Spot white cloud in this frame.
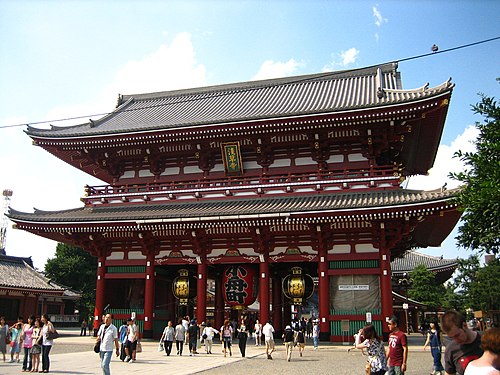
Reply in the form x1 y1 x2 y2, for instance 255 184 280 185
252 59 303 81
323 47 360 71
373 5 387 27
2 32 209 269
406 125 479 190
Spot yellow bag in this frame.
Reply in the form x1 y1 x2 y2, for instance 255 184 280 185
365 361 371 375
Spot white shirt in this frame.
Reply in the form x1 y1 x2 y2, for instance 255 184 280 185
202 326 219 340
127 323 137 342
464 362 500 375
41 323 54 346
262 323 275 339
98 324 118 352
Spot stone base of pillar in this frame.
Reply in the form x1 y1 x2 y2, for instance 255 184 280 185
319 331 329 341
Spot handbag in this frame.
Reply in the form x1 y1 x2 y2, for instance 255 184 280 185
47 329 60 340
157 342 164 352
94 342 100 353
136 341 142 353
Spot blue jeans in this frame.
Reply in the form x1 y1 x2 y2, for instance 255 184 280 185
22 347 32 370
431 346 444 371
41 345 51 372
312 336 319 348
100 351 113 375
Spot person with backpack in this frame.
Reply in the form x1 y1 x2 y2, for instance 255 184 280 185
282 325 295 362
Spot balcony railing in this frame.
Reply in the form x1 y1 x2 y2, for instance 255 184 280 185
83 166 400 205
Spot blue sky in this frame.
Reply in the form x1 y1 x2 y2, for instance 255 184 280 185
0 0 499 269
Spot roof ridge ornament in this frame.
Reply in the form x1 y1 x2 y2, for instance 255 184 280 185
376 67 385 99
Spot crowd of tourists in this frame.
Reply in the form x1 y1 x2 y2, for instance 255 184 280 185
349 311 499 375
0 314 58 373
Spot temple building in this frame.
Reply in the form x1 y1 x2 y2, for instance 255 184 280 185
8 63 461 341
0 254 80 325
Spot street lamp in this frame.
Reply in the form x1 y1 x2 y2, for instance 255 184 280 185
398 272 413 335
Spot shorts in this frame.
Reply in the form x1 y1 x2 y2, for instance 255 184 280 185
126 340 137 352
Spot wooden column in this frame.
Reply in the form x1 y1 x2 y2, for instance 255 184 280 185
379 222 393 340
196 254 207 324
215 271 224 330
143 252 155 338
259 254 270 324
317 225 330 341
93 253 106 335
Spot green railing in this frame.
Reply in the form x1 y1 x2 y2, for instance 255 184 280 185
329 259 379 269
107 266 146 273
330 319 383 336
330 308 381 315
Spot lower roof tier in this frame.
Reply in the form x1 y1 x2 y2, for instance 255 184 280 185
9 188 462 258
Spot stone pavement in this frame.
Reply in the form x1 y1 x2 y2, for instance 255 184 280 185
0 328 440 375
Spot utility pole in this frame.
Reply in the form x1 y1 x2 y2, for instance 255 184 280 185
0 189 13 255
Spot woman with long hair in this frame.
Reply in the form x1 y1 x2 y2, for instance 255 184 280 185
40 314 55 373
354 324 387 375
220 319 233 357
30 318 43 373
423 319 445 375
22 315 35 371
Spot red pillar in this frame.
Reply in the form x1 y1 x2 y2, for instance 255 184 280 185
93 254 106 335
143 253 155 338
380 223 393 340
215 272 224 329
317 227 330 341
272 274 283 331
259 254 270 324
196 255 207 324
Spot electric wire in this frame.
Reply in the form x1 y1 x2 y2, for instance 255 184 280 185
1 36 498 131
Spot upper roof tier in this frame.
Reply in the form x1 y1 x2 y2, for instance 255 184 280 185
27 63 453 138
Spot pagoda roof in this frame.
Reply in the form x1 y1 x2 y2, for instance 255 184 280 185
391 250 457 275
27 63 453 139
0 254 66 295
9 189 460 249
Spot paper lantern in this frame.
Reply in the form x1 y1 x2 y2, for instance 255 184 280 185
223 264 258 309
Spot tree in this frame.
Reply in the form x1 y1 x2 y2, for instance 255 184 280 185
450 93 500 255
44 243 97 319
408 264 444 311
468 258 500 311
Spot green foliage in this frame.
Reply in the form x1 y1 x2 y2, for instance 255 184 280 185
408 265 443 310
450 93 500 255
44 243 97 318
468 258 500 311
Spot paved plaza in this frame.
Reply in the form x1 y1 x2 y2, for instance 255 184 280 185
0 328 444 375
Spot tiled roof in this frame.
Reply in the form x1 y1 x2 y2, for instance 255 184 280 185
8 188 458 224
0 255 65 293
27 63 453 138
391 250 457 274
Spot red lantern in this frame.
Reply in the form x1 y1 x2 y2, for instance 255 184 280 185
222 265 258 310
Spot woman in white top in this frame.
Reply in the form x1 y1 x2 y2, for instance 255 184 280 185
464 327 500 375
254 319 262 346
201 322 219 354
40 314 55 373
30 318 43 373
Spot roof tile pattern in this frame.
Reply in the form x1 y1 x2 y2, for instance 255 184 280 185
0 255 65 292
8 188 457 223
391 250 457 273
27 64 453 138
